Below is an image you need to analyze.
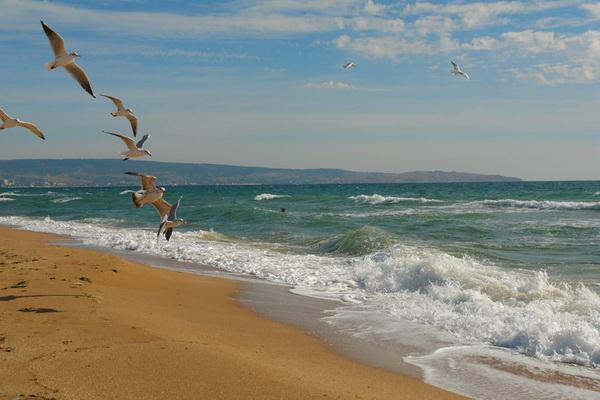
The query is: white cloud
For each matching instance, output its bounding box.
[581,3,600,18]
[364,0,386,15]
[303,81,353,89]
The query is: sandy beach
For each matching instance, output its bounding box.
[0,227,466,400]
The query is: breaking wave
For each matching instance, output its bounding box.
[473,199,600,210]
[349,194,442,205]
[254,193,291,201]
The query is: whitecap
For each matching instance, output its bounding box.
[349,194,442,205]
[51,197,83,204]
[471,199,600,210]
[254,193,290,201]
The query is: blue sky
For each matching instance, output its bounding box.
[1,0,599,180]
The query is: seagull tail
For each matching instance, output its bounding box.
[131,192,143,209]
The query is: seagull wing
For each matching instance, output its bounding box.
[168,196,182,221]
[41,21,67,57]
[16,121,45,140]
[103,131,136,151]
[450,61,459,71]
[65,63,95,98]
[461,72,470,80]
[136,134,149,149]
[126,114,138,137]
[0,108,10,122]
[152,198,172,221]
[101,95,125,111]
[124,172,157,190]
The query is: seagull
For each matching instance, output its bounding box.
[451,61,470,80]
[153,197,186,241]
[123,172,165,208]
[41,21,95,98]
[343,62,356,69]
[101,95,138,137]
[103,130,151,160]
[0,108,45,140]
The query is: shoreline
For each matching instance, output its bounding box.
[0,227,466,399]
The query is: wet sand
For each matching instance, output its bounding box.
[0,227,466,400]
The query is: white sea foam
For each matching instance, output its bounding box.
[1,215,599,380]
[51,197,83,204]
[254,193,291,201]
[472,199,600,210]
[0,197,15,202]
[349,194,442,205]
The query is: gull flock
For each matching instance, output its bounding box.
[1,22,471,241]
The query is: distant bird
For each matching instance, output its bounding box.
[450,61,470,80]
[343,62,356,69]
[123,172,165,208]
[153,197,185,241]
[103,130,151,160]
[101,95,138,137]
[41,21,95,98]
[0,108,45,140]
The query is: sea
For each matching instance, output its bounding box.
[1,181,600,399]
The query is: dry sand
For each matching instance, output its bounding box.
[0,227,467,400]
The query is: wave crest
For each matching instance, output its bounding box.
[474,199,600,210]
[349,194,441,205]
[254,193,290,201]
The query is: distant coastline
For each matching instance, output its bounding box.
[0,158,521,187]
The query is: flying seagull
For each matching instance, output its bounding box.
[451,61,470,80]
[101,95,138,137]
[41,21,95,98]
[123,172,165,208]
[0,108,45,140]
[343,62,356,69]
[103,130,151,160]
[153,197,186,241]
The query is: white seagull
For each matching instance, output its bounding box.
[41,21,95,98]
[343,62,356,69]
[153,197,186,241]
[0,108,45,140]
[123,172,165,208]
[101,95,138,137]
[451,61,470,80]
[103,130,151,160]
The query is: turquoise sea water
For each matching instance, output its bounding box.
[2,181,600,398]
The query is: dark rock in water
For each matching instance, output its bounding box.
[79,276,91,283]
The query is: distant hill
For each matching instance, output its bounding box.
[0,159,521,187]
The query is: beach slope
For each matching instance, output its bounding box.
[0,227,465,400]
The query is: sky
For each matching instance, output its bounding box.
[1,0,600,181]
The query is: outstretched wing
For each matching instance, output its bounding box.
[168,196,182,221]
[450,61,459,71]
[151,198,172,221]
[103,130,136,151]
[164,228,174,241]
[136,134,149,149]
[126,114,138,137]
[65,63,95,98]
[17,121,45,140]
[124,172,157,190]
[0,108,10,122]
[101,94,125,111]
[41,21,67,57]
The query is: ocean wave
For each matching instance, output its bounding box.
[349,194,442,205]
[0,191,55,197]
[2,215,599,368]
[472,199,600,210]
[315,226,396,256]
[254,193,291,201]
[51,197,83,204]
[352,246,600,367]
[0,197,15,202]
